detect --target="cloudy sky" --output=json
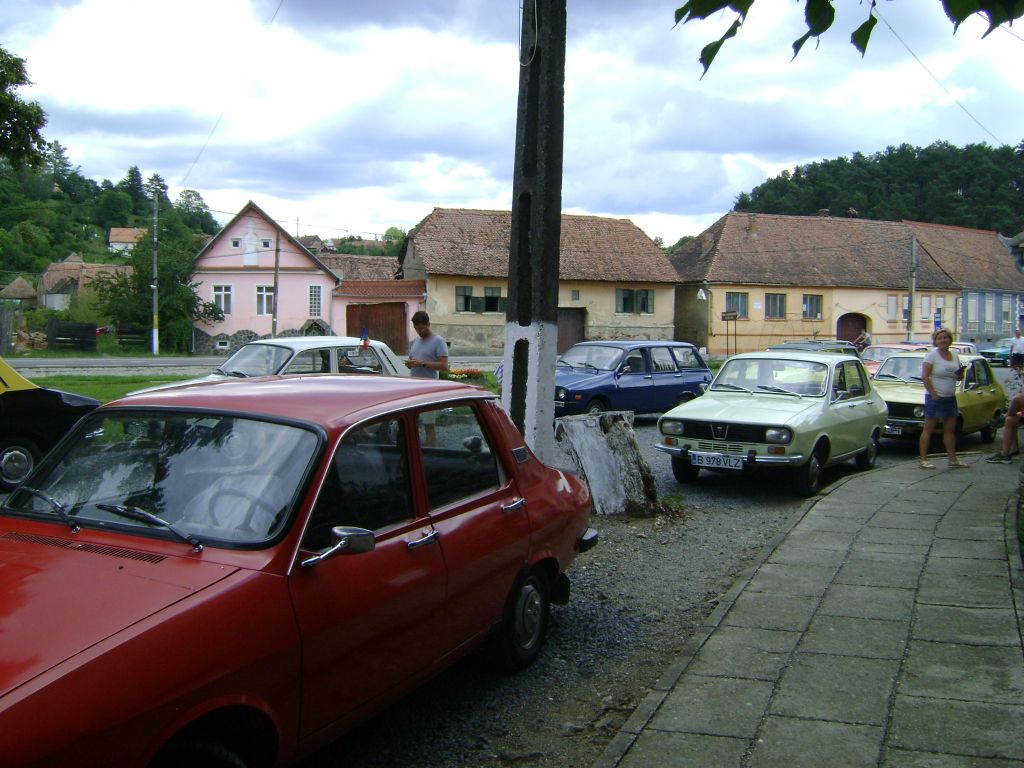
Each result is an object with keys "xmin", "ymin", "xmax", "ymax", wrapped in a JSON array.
[{"xmin": 3, "ymin": 0, "xmax": 1020, "ymax": 244}]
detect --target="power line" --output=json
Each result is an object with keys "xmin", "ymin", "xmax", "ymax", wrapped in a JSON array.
[{"xmin": 873, "ymin": 6, "xmax": 1004, "ymax": 145}]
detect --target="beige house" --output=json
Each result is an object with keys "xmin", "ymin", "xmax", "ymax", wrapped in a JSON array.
[
  {"xmin": 399, "ymin": 208, "xmax": 679, "ymax": 355},
  {"xmin": 670, "ymin": 213, "xmax": 963, "ymax": 355},
  {"xmin": 39, "ymin": 254, "xmax": 134, "ymax": 310}
]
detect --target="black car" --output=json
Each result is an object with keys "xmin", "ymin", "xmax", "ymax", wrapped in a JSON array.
[{"xmin": 0, "ymin": 359, "xmax": 100, "ymax": 490}]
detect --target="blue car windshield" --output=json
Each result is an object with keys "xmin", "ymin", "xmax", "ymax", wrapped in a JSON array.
[{"xmin": 557, "ymin": 345, "xmax": 623, "ymax": 371}]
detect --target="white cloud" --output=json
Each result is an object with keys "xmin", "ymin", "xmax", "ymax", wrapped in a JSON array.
[{"xmin": 5, "ymin": 0, "xmax": 1020, "ymax": 247}]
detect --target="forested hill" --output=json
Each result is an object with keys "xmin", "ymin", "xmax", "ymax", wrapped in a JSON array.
[{"xmin": 733, "ymin": 141, "xmax": 1024, "ymax": 235}]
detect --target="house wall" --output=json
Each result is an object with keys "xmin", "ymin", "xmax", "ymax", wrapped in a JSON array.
[
  {"xmin": 419, "ymin": 275, "xmax": 675, "ymax": 355},
  {"xmin": 677, "ymin": 284, "xmax": 962, "ymax": 356},
  {"xmin": 957, "ymin": 289, "xmax": 1022, "ymax": 344},
  {"xmin": 193, "ymin": 214, "xmax": 338, "ymax": 349}
]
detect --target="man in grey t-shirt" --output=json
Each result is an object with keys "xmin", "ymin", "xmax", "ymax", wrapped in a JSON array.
[{"xmin": 405, "ymin": 311, "xmax": 449, "ymax": 379}]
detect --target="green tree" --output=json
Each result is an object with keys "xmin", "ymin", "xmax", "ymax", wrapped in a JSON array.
[
  {"xmin": 674, "ymin": 1, "xmax": 1024, "ymax": 74},
  {"xmin": 117, "ymin": 165, "xmax": 148, "ymax": 216},
  {"xmin": 175, "ymin": 189, "xmax": 220, "ymax": 234},
  {"xmin": 92, "ymin": 229, "xmax": 223, "ymax": 352},
  {"xmin": 0, "ymin": 47, "xmax": 46, "ymax": 169}
]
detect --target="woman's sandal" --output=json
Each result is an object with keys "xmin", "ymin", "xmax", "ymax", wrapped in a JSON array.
[
  {"xmin": 948, "ymin": 458, "xmax": 970, "ymax": 469},
  {"xmin": 919, "ymin": 459, "xmax": 936, "ymax": 469}
]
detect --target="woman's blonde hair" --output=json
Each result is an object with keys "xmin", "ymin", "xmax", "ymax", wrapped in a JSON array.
[{"xmin": 932, "ymin": 326, "xmax": 954, "ymax": 343}]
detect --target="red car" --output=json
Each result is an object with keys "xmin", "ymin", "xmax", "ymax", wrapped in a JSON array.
[{"xmin": 0, "ymin": 376, "xmax": 596, "ymax": 767}]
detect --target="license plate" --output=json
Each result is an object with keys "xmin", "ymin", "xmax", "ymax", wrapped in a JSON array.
[
  {"xmin": 884, "ymin": 424, "xmax": 902, "ymax": 436},
  {"xmin": 690, "ymin": 451, "xmax": 743, "ymax": 470}
]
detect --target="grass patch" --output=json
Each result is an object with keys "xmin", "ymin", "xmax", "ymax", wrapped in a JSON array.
[{"xmin": 34, "ymin": 375, "xmax": 193, "ymax": 404}]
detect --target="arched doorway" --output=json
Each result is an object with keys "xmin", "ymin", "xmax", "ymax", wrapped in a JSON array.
[{"xmin": 837, "ymin": 313, "xmax": 868, "ymax": 343}]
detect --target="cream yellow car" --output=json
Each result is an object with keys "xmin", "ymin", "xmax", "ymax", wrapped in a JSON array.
[
  {"xmin": 656, "ymin": 351, "xmax": 887, "ymax": 497},
  {"xmin": 872, "ymin": 352, "xmax": 1006, "ymax": 442}
]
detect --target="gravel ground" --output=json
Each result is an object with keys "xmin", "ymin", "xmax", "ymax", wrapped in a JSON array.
[{"xmin": 304, "ymin": 419, "xmax": 799, "ymax": 768}]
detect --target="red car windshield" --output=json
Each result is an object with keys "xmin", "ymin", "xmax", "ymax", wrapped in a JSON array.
[{"xmin": 5, "ymin": 410, "xmax": 320, "ymax": 548}]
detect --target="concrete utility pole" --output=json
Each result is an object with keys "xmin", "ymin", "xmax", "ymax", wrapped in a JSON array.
[
  {"xmin": 502, "ymin": 0, "xmax": 566, "ymax": 463},
  {"xmin": 151, "ymin": 192, "xmax": 159, "ymax": 356},
  {"xmin": 906, "ymin": 236, "xmax": 917, "ymax": 341}
]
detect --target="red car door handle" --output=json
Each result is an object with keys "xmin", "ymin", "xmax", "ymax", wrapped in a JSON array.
[
  {"xmin": 407, "ymin": 530, "xmax": 439, "ymax": 549},
  {"xmin": 501, "ymin": 497, "xmax": 526, "ymax": 514}
]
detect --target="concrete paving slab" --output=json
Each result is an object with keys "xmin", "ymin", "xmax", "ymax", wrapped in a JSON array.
[
  {"xmin": 770, "ymin": 652, "xmax": 900, "ymax": 724},
  {"xmin": 687, "ymin": 626, "xmax": 800, "ymax": 681},
  {"xmin": 721, "ymin": 591, "xmax": 820, "ymax": 632},
  {"xmin": 931, "ymin": 540, "xmax": 1009, "ymax": 562},
  {"xmin": 870, "ymin": 512, "xmax": 941, "ymax": 530},
  {"xmin": 912, "ymin": 605, "xmax": 1022, "ymax": 646},
  {"xmin": 617, "ymin": 731, "xmax": 749, "ymax": 768},
  {"xmin": 883, "ymin": 747, "xmax": 1024, "ymax": 766},
  {"xmin": 818, "ymin": 583, "xmax": 916, "ymax": 622},
  {"xmin": 799, "ymin": 614, "xmax": 908, "ymax": 659},
  {"xmin": 648, "ymin": 675, "xmax": 773, "ymax": 738},
  {"xmin": 857, "ymin": 526, "xmax": 936, "ymax": 546},
  {"xmin": 836, "ymin": 558, "xmax": 924, "ymax": 589},
  {"xmin": 922, "ymin": 556, "xmax": 1009, "ymax": 578},
  {"xmin": 934, "ymin": 521, "xmax": 1006, "ymax": 541},
  {"xmin": 902, "ymin": 640, "xmax": 1024, "ymax": 703},
  {"xmin": 917, "ymin": 572, "xmax": 1014, "ymax": 608},
  {"xmin": 747, "ymin": 716, "xmax": 883, "ymax": 768},
  {"xmin": 745, "ymin": 562, "xmax": 840, "ymax": 597},
  {"xmin": 789, "ymin": 515, "xmax": 866, "ymax": 533},
  {"xmin": 851, "ymin": 540, "xmax": 931, "ymax": 556},
  {"xmin": 889, "ymin": 695, "xmax": 1024, "ymax": 759},
  {"xmin": 769, "ymin": 544, "xmax": 849, "ymax": 568},
  {"xmin": 781, "ymin": 529, "xmax": 857, "ymax": 551}
]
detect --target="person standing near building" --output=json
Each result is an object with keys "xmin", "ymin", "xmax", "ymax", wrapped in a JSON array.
[
  {"xmin": 405, "ymin": 311, "xmax": 449, "ymax": 378},
  {"xmin": 1009, "ymin": 328, "xmax": 1024, "ymax": 379},
  {"xmin": 919, "ymin": 326, "xmax": 967, "ymax": 469}
]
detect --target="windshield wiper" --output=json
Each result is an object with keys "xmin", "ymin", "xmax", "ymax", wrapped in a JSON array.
[
  {"xmin": 758, "ymin": 384, "xmax": 801, "ymax": 397},
  {"xmin": 215, "ymin": 368, "xmax": 249, "ymax": 378},
  {"xmin": 97, "ymin": 504, "xmax": 203, "ymax": 552},
  {"xmin": 14, "ymin": 487, "xmax": 80, "ymax": 533},
  {"xmin": 713, "ymin": 382, "xmax": 753, "ymax": 394}
]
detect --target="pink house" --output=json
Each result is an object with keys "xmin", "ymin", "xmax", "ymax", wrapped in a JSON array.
[{"xmin": 191, "ymin": 201, "xmax": 424, "ymax": 355}]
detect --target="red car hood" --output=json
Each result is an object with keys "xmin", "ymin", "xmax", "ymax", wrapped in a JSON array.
[{"xmin": 0, "ymin": 529, "xmax": 238, "ymax": 695}]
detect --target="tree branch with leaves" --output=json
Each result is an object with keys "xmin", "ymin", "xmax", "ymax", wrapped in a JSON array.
[{"xmin": 674, "ymin": 0, "xmax": 1023, "ymax": 74}]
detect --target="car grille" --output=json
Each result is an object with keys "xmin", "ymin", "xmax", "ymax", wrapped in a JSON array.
[
  {"xmin": 679, "ymin": 420, "xmax": 766, "ymax": 443},
  {"xmin": 694, "ymin": 441, "xmax": 745, "ymax": 454},
  {"xmin": 886, "ymin": 403, "xmax": 920, "ymax": 419}
]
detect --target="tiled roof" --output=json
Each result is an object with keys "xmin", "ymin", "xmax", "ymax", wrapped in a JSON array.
[
  {"xmin": 335, "ymin": 279, "xmax": 425, "ymax": 299},
  {"xmin": 903, "ymin": 220, "xmax": 1024, "ymax": 291},
  {"xmin": 108, "ymin": 227, "xmax": 147, "ymax": 244},
  {"xmin": 669, "ymin": 212, "xmax": 962, "ymax": 291},
  {"xmin": 319, "ymin": 254, "xmax": 398, "ymax": 281},
  {"xmin": 0, "ymin": 276, "xmax": 36, "ymax": 299},
  {"xmin": 406, "ymin": 208, "xmax": 677, "ymax": 283},
  {"xmin": 39, "ymin": 259, "xmax": 133, "ymax": 293}
]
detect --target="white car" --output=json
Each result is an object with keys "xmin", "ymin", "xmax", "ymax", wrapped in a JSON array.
[{"xmin": 131, "ymin": 336, "xmax": 408, "ymax": 395}]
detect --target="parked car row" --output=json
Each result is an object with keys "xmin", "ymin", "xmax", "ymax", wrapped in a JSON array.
[{"xmin": 654, "ymin": 345, "xmax": 1007, "ymax": 498}]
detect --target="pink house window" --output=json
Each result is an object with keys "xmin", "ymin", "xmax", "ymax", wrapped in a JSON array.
[{"xmin": 256, "ymin": 286, "xmax": 275, "ymax": 316}]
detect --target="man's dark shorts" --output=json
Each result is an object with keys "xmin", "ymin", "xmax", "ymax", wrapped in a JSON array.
[{"xmin": 1011, "ymin": 353, "xmax": 1024, "ymax": 368}]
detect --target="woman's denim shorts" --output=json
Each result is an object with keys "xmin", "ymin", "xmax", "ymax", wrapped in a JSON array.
[{"xmin": 924, "ymin": 394, "xmax": 958, "ymax": 420}]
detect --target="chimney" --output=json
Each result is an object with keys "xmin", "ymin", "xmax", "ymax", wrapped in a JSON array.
[{"xmin": 746, "ymin": 214, "xmax": 758, "ymax": 239}]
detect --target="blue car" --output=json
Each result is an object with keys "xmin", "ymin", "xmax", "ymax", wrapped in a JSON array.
[{"xmin": 554, "ymin": 341, "xmax": 712, "ymax": 416}]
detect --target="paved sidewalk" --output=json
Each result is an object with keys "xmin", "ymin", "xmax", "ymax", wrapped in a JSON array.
[{"xmin": 594, "ymin": 452, "xmax": 1024, "ymax": 768}]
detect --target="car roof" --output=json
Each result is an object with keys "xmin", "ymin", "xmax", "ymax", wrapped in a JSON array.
[
  {"xmin": 884, "ymin": 351, "xmax": 986, "ymax": 362},
  {"xmin": 237, "ymin": 336, "xmax": 394, "ymax": 352},
  {"xmin": 106, "ymin": 375, "xmax": 492, "ymax": 432},
  {"xmin": 568, "ymin": 340, "xmax": 696, "ymax": 349},
  {"xmin": 726, "ymin": 351, "xmax": 855, "ymax": 364},
  {"xmin": 866, "ymin": 343, "xmax": 929, "ymax": 349}
]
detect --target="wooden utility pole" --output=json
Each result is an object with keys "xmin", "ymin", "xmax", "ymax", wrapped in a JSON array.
[{"xmin": 502, "ymin": 0, "xmax": 566, "ymax": 462}]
